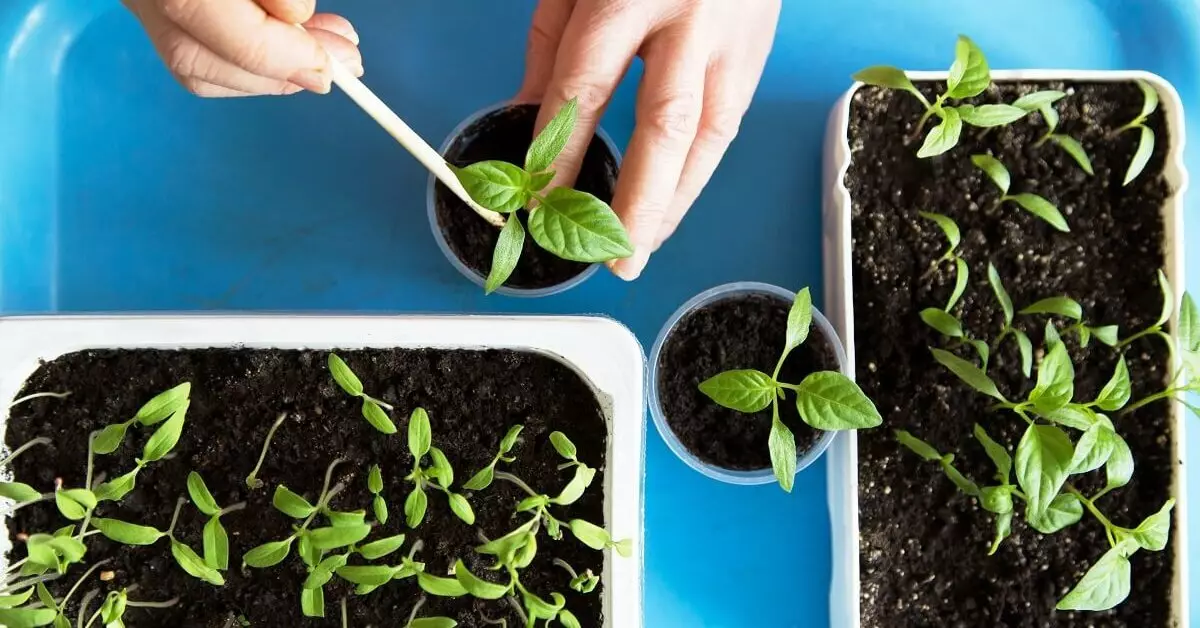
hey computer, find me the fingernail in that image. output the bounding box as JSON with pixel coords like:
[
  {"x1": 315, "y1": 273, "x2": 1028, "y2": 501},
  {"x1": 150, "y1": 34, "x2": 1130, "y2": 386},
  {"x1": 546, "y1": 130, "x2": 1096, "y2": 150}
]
[
  {"x1": 345, "y1": 27, "x2": 361, "y2": 45},
  {"x1": 610, "y1": 249, "x2": 649, "y2": 281},
  {"x1": 289, "y1": 68, "x2": 330, "y2": 94}
]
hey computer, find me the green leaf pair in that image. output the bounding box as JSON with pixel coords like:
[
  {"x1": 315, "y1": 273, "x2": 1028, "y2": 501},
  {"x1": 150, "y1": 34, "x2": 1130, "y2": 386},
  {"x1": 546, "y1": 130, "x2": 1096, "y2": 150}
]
[
  {"x1": 972, "y1": 154, "x2": 1069, "y2": 232},
  {"x1": 404, "y1": 408, "x2": 474, "y2": 528},
  {"x1": 1014, "y1": 91, "x2": 1095, "y2": 175},
  {"x1": 368, "y1": 464, "x2": 388, "y2": 525},
  {"x1": 698, "y1": 288, "x2": 882, "y2": 492},
  {"x1": 449, "y1": 98, "x2": 633, "y2": 293},
  {"x1": 462, "y1": 424, "x2": 523, "y2": 491},
  {"x1": 1113, "y1": 80, "x2": 1159, "y2": 186},
  {"x1": 328, "y1": 353, "x2": 397, "y2": 434},
  {"x1": 918, "y1": 211, "x2": 969, "y2": 312},
  {"x1": 92, "y1": 382, "x2": 192, "y2": 455}
]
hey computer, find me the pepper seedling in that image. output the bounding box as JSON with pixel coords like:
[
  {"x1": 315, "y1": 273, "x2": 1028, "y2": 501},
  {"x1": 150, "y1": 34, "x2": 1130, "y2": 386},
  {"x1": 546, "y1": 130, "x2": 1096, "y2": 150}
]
[
  {"x1": 1011, "y1": 90, "x2": 1094, "y2": 175},
  {"x1": 403, "y1": 596, "x2": 457, "y2": 628},
  {"x1": 83, "y1": 587, "x2": 179, "y2": 628},
  {"x1": 328, "y1": 353, "x2": 397, "y2": 434},
  {"x1": 246, "y1": 412, "x2": 288, "y2": 490},
  {"x1": 93, "y1": 384, "x2": 193, "y2": 503},
  {"x1": 852, "y1": 35, "x2": 1028, "y2": 157},
  {"x1": 1116, "y1": 271, "x2": 1200, "y2": 415},
  {"x1": 403, "y1": 408, "x2": 475, "y2": 528},
  {"x1": 463, "y1": 425, "x2": 523, "y2": 491},
  {"x1": 187, "y1": 471, "x2": 246, "y2": 571},
  {"x1": 0, "y1": 559, "x2": 109, "y2": 628},
  {"x1": 971, "y1": 154, "x2": 1069, "y2": 232},
  {"x1": 553, "y1": 558, "x2": 598, "y2": 594},
  {"x1": 1112, "y1": 79, "x2": 1159, "y2": 186},
  {"x1": 368, "y1": 464, "x2": 388, "y2": 525},
  {"x1": 0, "y1": 437, "x2": 52, "y2": 510},
  {"x1": 698, "y1": 288, "x2": 882, "y2": 491},
  {"x1": 93, "y1": 497, "x2": 226, "y2": 587},
  {"x1": 91, "y1": 382, "x2": 191, "y2": 456},
  {"x1": 448, "y1": 97, "x2": 634, "y2": 293}
]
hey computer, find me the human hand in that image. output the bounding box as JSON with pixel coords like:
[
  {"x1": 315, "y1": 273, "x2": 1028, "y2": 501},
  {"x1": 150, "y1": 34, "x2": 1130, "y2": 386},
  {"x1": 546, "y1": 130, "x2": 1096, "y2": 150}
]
[
  {"x1": 515, "y1": 0, "x2": 781, "y2": 280},
  {"x1": 124, "y1": 0, "x2": 363, "y2": 97}
]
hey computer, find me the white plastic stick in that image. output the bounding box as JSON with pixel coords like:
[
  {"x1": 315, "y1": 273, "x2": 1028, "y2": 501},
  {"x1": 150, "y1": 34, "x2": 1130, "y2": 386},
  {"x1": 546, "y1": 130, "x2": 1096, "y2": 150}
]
[{"x1": 323, "y1": 55, "x2": 505, "y2": 228}]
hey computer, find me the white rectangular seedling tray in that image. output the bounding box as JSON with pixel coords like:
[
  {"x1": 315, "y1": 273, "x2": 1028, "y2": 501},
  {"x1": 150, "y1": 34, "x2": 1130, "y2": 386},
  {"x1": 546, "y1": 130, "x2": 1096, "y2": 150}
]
[
  {"x1": 0, "y1": 313, "x2": 646, "y2": 628},
  {"x1": 822, "y1": 70, "x2": 1189, "y2": 628}
]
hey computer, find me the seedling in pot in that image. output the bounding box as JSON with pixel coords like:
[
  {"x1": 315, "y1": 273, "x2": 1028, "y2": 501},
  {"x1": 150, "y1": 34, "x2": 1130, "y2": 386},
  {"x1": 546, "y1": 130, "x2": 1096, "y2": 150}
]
[
  {"x1": 91, "y1": 382, "x2": 191, "y2": 456},
  {"x1": 1111, "y1": 79, "x2": 1159, "y2": 185},
  {"x1": 698, "y1": 288, "x2": 883, "y2": 491},
  {"x1": 402, "y1": 408, "x2": 474, "y2": 528},
  {"x1": 187, "y1": 471, "x2": 246, "y2": 572},
  {"x1": 553, "y1": 558, "x2": 599, "y2": 594},
  {"x1": 448, "y1": 97, "x2": 634, "y2": 293},
  {"x1": 463, "y1": 425, "x2": 523, "y2": 491},
  {"x1": 328, "y1": 353, "x2": 397, "y2": 434},
  {"x1": 1012, "y1": 90, "x2": 1094, "y2": 175},
  {"x1": 403, "y1": 596, "x2": 457, "y2": 628},
  {"x1": 971, "y1": 154, "x2": 1068, "y2": 232},
  {"x1": 852, "y1": 35, "x2": 1028, "y2": 157},
  {"x1": 245, "y1": 412, "x2": 288, "y2": 490}
]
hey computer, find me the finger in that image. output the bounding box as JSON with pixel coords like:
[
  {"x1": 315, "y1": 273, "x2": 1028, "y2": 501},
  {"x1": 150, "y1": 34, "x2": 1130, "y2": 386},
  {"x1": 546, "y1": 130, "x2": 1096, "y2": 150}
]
[
  {"x1": 534, "y1": 0, "x2": 649, "y2": 188},
  {"x1": 304, "y1": 13, "x2": 359, "y2": 45},
  {"x1": 130, "y1": 0, "x2": 304, "y2": 95},
  {"x1": 514, "y1": 0, "x2": 575, "y2": 103},
  {"x1": 308, "y1": 28, "x2": 363, "y2": 76},
  {"x1": 608, "y1": 30, "x2": 707, "y2": 280},
  {"x1": 256, "y1": 0, "x2": 316, "y2": 26},
  {"x1": 653, "y1": 56, "x2": 753, "y2": 250},
  {"x1": 158, "y1": 0, "x2": 332, "y2": 93}
]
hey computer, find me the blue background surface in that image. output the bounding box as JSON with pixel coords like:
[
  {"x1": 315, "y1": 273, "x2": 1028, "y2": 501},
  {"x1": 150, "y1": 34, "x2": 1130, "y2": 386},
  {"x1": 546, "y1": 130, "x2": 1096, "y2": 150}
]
[{"x1": 1, "y1": 1, "x2": 1198, "y2": 626}]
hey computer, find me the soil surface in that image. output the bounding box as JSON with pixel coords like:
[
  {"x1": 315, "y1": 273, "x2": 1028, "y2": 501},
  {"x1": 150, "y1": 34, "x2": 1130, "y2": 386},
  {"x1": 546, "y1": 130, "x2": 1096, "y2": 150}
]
[
  {"x1": 657, "y1": 292, "x2": 838, "y2": 470},
  {"x1": 434, "y1": 103, "x2": 620, "y2": 290},
  {"x1": 5, "y1": 348, "x2": 608, "y2": 627},
  {"x1": 847, "y1": 81, "x2": 1176, "y2": 627}
]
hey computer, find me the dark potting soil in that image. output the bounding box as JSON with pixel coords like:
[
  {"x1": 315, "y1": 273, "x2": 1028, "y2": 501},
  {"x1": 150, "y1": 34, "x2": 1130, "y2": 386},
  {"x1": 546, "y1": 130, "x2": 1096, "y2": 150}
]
[
  {"x1": 5, "y1": 348, "x2": 608, "y2": 627},
  {"x1": 433, "y1": 103, "x2": 620, "y2": 290},
  {"x1": 847, "y1": 81, "x2": 1176, "y2": 627},
  {"x1": 657, "y1": 293, "x2": 837, "y2": 470}
]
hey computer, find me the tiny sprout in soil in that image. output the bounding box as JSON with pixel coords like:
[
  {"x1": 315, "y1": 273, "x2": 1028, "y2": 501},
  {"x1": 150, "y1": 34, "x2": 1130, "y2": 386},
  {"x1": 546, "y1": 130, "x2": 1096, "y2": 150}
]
[
  {"x1": 1113, "y1": 79, "x2": 1160, "y2": 186},
  {"x1": 328, "y1": 352, "x2": 397, "y2": 434},
  {"x1": 972, "y1": 154, "x2": 1069, "y2": 232},
  {"x1": 698, "y1": 288, "x2": 882, "y2": 491},
  {"x1": 1018, "y1": 91, "x2": 1095, "y2": 175},
  {"x1": 403, "y1": 408, "x2": 475, "y2": 527},
  {"x1": 449, "y1": 97, "x2": 634, "y2": 293},
  {"x1": 246, "y1": 412, "x2": 288, "y2": 490}
]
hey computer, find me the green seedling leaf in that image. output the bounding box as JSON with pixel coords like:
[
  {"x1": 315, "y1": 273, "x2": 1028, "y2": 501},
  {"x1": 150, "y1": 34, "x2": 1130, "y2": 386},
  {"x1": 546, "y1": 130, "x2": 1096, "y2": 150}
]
[
  {"x1": 1131, "y1": 498, "x2": 1175, "y2": 551},
  {"x1": 968, "y1": 339, "x2": 990, "y2": 371},
  {"x1": 523, "y1": 591, "x2": 566, "y2": 621},
  {"x1": 171, "y1": 539, "x2": 224, "y2": 586},
  {"x1": 1057, "y1": 545, "x2": 1131, "y2": 611},
  {"x1": 920, "y1": 308, "x2": 963, "y2": 338},
  {"x1": 558, "y1": 610, "x2": 583, "y2": 628},
  {"x1": 974, "y1": 424, "x2": 1012, "y2": 481},
  {"x1": 142, "y1": 400, "x2": 189, "y2": 462},
  {"x1": 1012, "y1": 329, "x2": 1034, "y2": 378},
  {"x1": 1044, "y1": 405, "x2": 1108, "y2": 432},
  {"x1": 1069, "y1": 423, "x2": 1118, "y2": 475},
  {"x1": 980, "y1": 486, "x2": 1014, "y2": 514},
  {"x1": 795, "y1": 371, "x2": 883, "y2": 430},
  {"x1": 1095, "y1": 357, "x2": 1131, "y2": 412},
  {"x1": 958, "y1": 104, "x2": 1027, "y2": 127},
  {"x1": 615, "y1": 538, "x2": 633, "y2": 558},
  {"x1": 768, "y1": 416, "x2": 798, "y2": 493},
  {"x1": 517, "y1": 495, "x2": 549, "y2": 512},
  {"x1": 552, "y1": 465, "x2": 596, "y2": 506},
  {"x1": 1123, "y1": 126, "x2": 1155, "y2": 186},
  {"x1": 417, "y1": 572, "x2": 468, "y2": 598},
  {"x1": 463, "y1": 466, "x2": 494, "y2": 492},
  {"x1": 243, "y1": 538, "x2": 294, "y2": 568},
  {"x1": 409, "y1": 408, "x2": 432, "y2": 459},
  {"x1": 328, "y1": 510, "x2": 366, "y2": 528},
  {"x1": 1136, "y1": 79, "x2": 1160, "y2": 119},
  {"x1": 0, "y1": 587, "x2": 34, "y2": 608},
  {"x1": 1103, "y1": 434, "x2": 1135, "y2": 495},
  {"x1": 568, "y1": 519, "x2": 611, "y2": 551},
  {"x1": 896, "y1": 430, "x2": 941, "y2": 461},
  {"x1": 405, "y1": 486, "x2": 428, "y2": 528},
  {"x1": 135, "y1": 382, "x2": 191, "y2": 425},
  {"x1": 303, "y1": 554, "x2": 349, "y2": 590},
  {"x1": 203, "y1": 516, "x2": 229, "y2": 570},
  {"x1": 410, "y1": 619, "x2": 457, "y2": 628},
  {"x1": 485, "y1": 215, "x2": 525, "y2": 294},
  {"x1": 362, "y1": 401, "x2": 397, "y2": 434},
  {"x1": 1012, "y1": 90, "x2": 1066, "y2": 111},
  {"x1": 971, "y1": 154, "x2": 1010, "y2": 195},
  {"x1": 447, "y1": 493, "x2": 475, "y2": 525},
  {"x1": 454, "y1": 559, "x2": 508, "y2": 600},
  {"x1": 35, "y1": 583, "x2": 55, "y2": 612},
  {"x1": 1044, "y1": 321, "x2": 1062, "y2": 348},
  {"x1": 93, "y1": 421, "x2": 132, "y2": 455},
  {"x1": 550, "y1": 431, "x2": 577, "y2": 461},
  {"x1": 95, "y1": 468, "x2": 139, "y2": 502},
  {"x1": 1009, "y1": 193, "x2": 1069, "y2": 232},
  {"x1": 308, "y1": 524, "x2": 371, "y2": 551},
  {"x1": 100, "y1": 590, "x2": 126, "y2": 623},
  {"x1": 1040, "y1": 103, "x2": 1061, "y2": 132},
  {"x1": 1022, "y1": 297, "x2": 1083, "y2": 320},
  {"x1": 946, "y1": 35, "x2": 990, "y2": 98},
  {"x1": 698, "y1": 369, "x2": 777, "y2": 413},
  {"x1": 94, "y1": 518, "x2": 164, "y2": 546},
  {"x1": 427, "y1": 447, "x2": 454, "y2": 489},
  {"x1": 987, "y1": 263, "x2": 1013, "y2": 324},
  {"x1": 0, "y1": 482, "x2": 40, "y2": 503},
  {"x1": 1180, "y1": 293, "x2": 1200, "y2": 352},
  {"x1": 328, "y1": 353, "x2": 363, "y2": 396},
  {"x1": 1047, "y1": 134, "x2": 1094, "y2": 175},
  {"x1": 358, "y1": 534, "x2": 406, "y2": 561},
  {"x1": 1029, "y1": 493, "x2": 1084, "y2": 534},
  {"x1": 299, "y1": 537, "x2": 320, "y2": 569},
  {"x1": 452, "y1": 161, "x2": 531, "y2": 213},
  {"x1": 335, "y1": 565, "x2": 397, "y2": 586},
  {"x1": 1015, "y1": 424, "x2": 1074, "y2": 518},
  {"x1": 500, "y1": 424, "x2": 524, "y2": 454},
  {"x1": 514, "y1": 532, "x2": 539, "y2": 568},
  {"x1": 187, "y1": 472, "x2": 221, "y2": 516},
  {"x1": 273, "y1": 486, "x2": 315, "y2": 519},
  {"x1": 918, "y1": 211, "x2": 960, "y2": 256},
  {"x1": 784, "y1": 288, "x2": 814, "y2": 354},
  {"x1": 368, "y1": 465, "x2": 384, "y2": 494},
  {"x1": 939, "y1": 454, "x2": 980, "y2": 496},
  {"x1": 917, "y1": 107, "x2": 962, "y2": 158},
  {"x1": 525, "y1": 97, "x2": 578, "y2": 173},
  {"x1": 45, "y1": 536, "x2": 86, "y2": 564},
  {"x1": 852, "y1": 66, "x2": 919, "y2": 96},
  {"x1": 301, "y1": 586, "x2": 324, "y2": 618},
  {"x1": 931, "y1": 348, "x2": 1005, "y2": 401},
  {"x1": 1156, "y1": 269, "x2": 1174, "y2": 326},
  {"x1": 528, "y1": 187, "x2": 633, "y2": 262},
  {"x1": 948, "y1": 258, "x2": 969, "y2": 311},
  {"x1": 991, "y1": 511, "x2": 1012, "y2": 555},
  {"x1": 1091, "y1": 325, "x2": 1120, "y2": 347},
  {"x1": 533, "y1": 172, "x2": 555, "y2": 193},
  {"x1": 1030, "y1": 342, "x2": 1075, "y2": 414},
  {"x1": 55, "y1": 490, "x2": 89, "y2": 521}
]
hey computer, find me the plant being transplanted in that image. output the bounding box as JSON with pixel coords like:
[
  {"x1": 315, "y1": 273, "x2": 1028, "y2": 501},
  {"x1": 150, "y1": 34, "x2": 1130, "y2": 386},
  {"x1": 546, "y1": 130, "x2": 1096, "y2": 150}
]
[
  {"x1": 971, "y1": 154, "x2": 1069, "y2": 232},
  {"x1": 852, "y1": 35, "x2": 1030, "y2": 157},
  {"x1": 449, "y1": 97, "x2": 634, "y2": 293},
  {"x1": 1112, "y1": 79, "x2": 1160, "y2": 186},
  {"x1": 698, "y1": 288, "x2": 882, "y2": 491}
]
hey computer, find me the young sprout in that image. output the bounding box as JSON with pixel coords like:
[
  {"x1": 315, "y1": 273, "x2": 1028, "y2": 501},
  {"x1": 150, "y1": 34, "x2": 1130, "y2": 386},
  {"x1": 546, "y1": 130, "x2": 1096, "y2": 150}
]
[
  {"x1": 0, "y1": 437, "x2": 52, "y2": 509},
  {"x1": 449, "y1": 97, "x2": 634, "y2": 293},
  {"x1": 698, "y1": 288, "x2": 882, "y2": 491},
  {"x1": 986, "y1": 263, "x2": 1035, "y2": 377},
  {"x1": 94, "y1": 386, "x2": 193, "y2": 503},
  {"x1": 246, "y1": 412, "x2": 288, "y2": 490},
  {"x1": 553, "y1": 558, "x2": 599, "y2": 594},
  {"x1": 463, "y1": 425, "x2": 523, "y2": 491},
  {"x1": 852, "y1": 35, "x2": 1028, "y2": 157},
  {"x1": 971, "y1": 154, "x2": 1068, "y2": 232},
  {"x1": 187, "y1": 471, "x2": 246, "y2": 571},
  {"x1": 7, "y1": 391, "x2": 70, "y2": 409},
  {"x1": 1111, "y1": 79, "x2": 1159, "y2": 185},
  {"x1": 2, "y1": 559, "x2": 111, "y2": 628},
  {"x1": 917, "y1": 211, "x2": 968, "y2": 313},
  {"x1": 368, "y1": 464, "x2": 388, "y2": 525},
  {"x1": 93, "y1": 496, "x2": 225, "y2": 586},
  {"x1": 327, "y1": 353, "x2": 397, "y2": 434},
  {"x1": 84, "y1": 588, "x2": 179, "y2": 628},
  {"x1": 91, "y1": 383, "x2": 191, "y2": 455},
  {"x1": 1120, "y1": 271, "x2": 1200, "y2": 415},
  {"x1": 1020, "y1": 295, "x2": 1118, "y2": 349},
  {"x1": 332, "y1": 538, "x2": 466, "y2": 600},
  {"x1": 404, "y1": 596, "x2": 457, "y2": 628},
  {"x1": 1011, "y1": 91, "x2": 1094, "y2": 175},
  {"x1": 403, "y1": 408, "x2": 474, "y2": 528}
]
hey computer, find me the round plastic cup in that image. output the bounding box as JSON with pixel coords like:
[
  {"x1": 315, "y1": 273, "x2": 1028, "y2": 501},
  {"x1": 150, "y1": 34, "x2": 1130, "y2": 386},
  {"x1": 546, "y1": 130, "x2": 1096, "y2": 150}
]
[
  {"x1": 426, "y1": 100, "x2": 623, "y2": 298},
  {"x1": 648, "y1": 281, "x2": 848, "y2": 485}
]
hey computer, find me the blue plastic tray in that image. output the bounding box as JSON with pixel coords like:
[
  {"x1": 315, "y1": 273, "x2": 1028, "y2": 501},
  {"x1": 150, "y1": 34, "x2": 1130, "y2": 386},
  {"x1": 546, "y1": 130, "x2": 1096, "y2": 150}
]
[{"x1": 2, "y1": 1, "x2": 1198, "y2": 625}]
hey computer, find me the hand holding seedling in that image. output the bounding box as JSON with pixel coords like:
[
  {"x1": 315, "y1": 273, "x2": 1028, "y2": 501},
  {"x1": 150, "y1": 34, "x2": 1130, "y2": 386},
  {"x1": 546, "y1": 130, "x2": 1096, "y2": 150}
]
[{"x1": 513, "y1": 0, "x2": 783, "y2": 280}]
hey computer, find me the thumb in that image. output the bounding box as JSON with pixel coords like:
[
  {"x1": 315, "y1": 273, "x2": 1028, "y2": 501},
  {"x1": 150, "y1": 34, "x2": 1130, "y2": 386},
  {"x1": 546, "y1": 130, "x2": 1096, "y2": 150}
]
[{"x1": 514, "y1": 0, "x2": 574, "y2": 103}]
